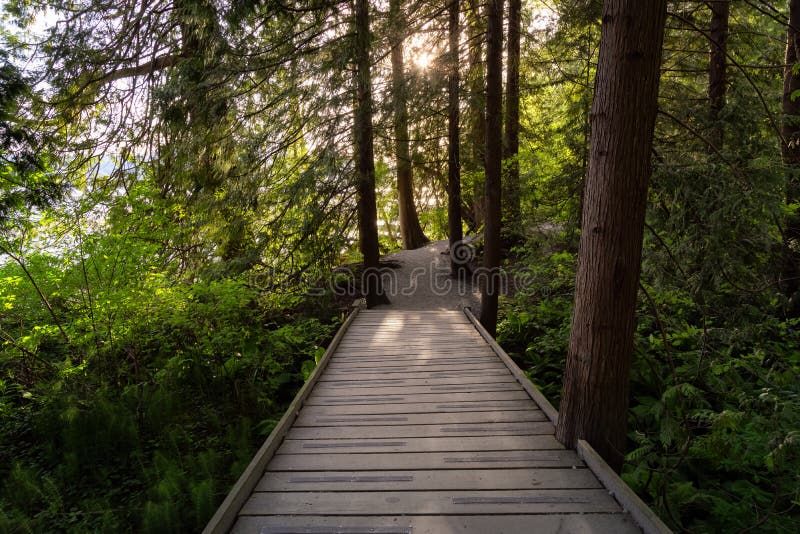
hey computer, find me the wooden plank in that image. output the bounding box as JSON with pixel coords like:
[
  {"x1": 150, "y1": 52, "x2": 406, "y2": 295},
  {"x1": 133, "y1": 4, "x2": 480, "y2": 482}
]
[
  {"x1": 577, "y1": 440, "x2": 672, "y2": 534},
  {"x1": 298, "y1": 399, "x2": 537, "y2": 415},
  {"x1": 463, "y1": 307, "x2": 560, "y2": 425},
  {"x1": 318, "y1": 368, "x2": 513, "y2": 381},
  {"x1": 326, "y1": 357, "x2": 501, "y2": 370},
  {"x1": 267, "y1": 450, "x2": 583, "y2": 471},
  {"x1": 312, "y1": 383, "x2": 521, "y2": 396},
  {"x1": 203, "y1": 305, "x2": 364, "y2": 534},
  {"x1": 314, "y1": 375, "x2": 517, "y2": 389},
  {"x1": 333, "y1": 351, "x2": 496, "y2": 360},
  {"x1": 304, "y1": 391, "x2": 529, "y2": 406},
  {"x1": 324, "y1": 362, "x2": 507, "y2": 375},
  {"x1": 256, "y1": 467, "x2": 602, "y2": 492},
  {"x1": 348, "y1": 322, "x2": 481, "y2": 326},
  {"x1": 277, "y1": 435, "x2": 563, "y2": 454},
  {"x1": 240, "y1": 489, "x2": 621, "y2": 516},
  {"x1": 334, "y1": 346, "x2": 489, "y2": 353},
  {"x1": 294, "y1": 409, "x2": 549, "y2": 427},
  {"x1": 341, "y1": 332, "x2": 484, "y2": 339},
  {"x1": 232, "y1": 513, "x2": 643, "y2": 534},
  {"x1": 286, "y1": 421, "x2": 555, "y2": 439},
  {"x1": 334, "y1": 342, "x2": 484, "y2": 350}
]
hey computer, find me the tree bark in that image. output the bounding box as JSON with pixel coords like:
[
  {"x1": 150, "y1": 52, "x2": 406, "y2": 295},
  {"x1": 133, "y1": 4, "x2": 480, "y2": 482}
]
[
  {"x1": 555, "y1": 0, "x2": 667, "y2": 473},
  {"x1": 390, "y1": 0, "x2": 429, "y2": 250},
  {"x1": 354, "y1": 0, "x2": 389, "y2": 307},
  {"x1": 448, "y1": 0, "x2": 467, "y2": 279},
  {"x1": 465, "y1": 0, "x2": 486, "y2": 231},
  {"x1": 479, "y1": 0, "x2": 504, "y2": 336},
  {"x1": 780, "y1": 0, "x2": 800, "y2": 315},
  {"x1": 503, "y1": 0, "x2": 522, "y2": 232},
  {"x1": 708, "y1": 0, "x2": 729, "y2": 151}
]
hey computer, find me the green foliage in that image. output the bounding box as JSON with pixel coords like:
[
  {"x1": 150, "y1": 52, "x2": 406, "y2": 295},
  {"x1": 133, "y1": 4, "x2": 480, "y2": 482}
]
[
  {"x1": 0, "y1": 243, "x2": 339, "y2": 531},
  {"x1": 498, "y1": 234, "x2": 577, "y2": 405},
  {"x1": 499, "y1": 244, "x2": 800, "y2": 531}
]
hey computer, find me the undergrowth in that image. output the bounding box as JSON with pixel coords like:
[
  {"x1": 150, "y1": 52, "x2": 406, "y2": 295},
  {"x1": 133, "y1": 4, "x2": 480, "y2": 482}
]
[
  {"x1": 0, "y1": 273, "x2": 339, "y2": 533},
  {"x1": 498, "y1": 232, "x2": 800, "y2": 533}
]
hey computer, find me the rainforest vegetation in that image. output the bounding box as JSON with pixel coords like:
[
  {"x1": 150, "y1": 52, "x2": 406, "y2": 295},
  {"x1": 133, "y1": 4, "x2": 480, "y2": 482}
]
[{"x1": 0, "y1": 0, "x2": 798, "y2": 532}]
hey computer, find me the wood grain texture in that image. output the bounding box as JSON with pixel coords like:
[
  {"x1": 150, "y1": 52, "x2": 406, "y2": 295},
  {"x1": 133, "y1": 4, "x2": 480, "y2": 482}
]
[
  {"x1": 267, "y1": 450, "x2": 583, "y2": 471},
  {"x1": 232, "y1": 514, "x2": 642, "y2": 534},
  {"x1": 240, "y1": 489, "x2": 621, "y2": 515},
  {"x1": 286, "y1": 421, "x2": 554, "y2": 439},
  {"x1": 256, "y1": 468, "x2": 601, "y2": 491}
]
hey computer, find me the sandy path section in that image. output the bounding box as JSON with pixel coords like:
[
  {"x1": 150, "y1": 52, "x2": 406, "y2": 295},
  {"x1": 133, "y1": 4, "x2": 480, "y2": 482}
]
[{"x1": 373, "y1": 239, "x2": 481, "y2": 311}]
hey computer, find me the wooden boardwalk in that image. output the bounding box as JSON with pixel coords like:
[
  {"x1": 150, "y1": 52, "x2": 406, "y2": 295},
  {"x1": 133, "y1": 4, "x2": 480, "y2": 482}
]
[{"x1": 206, "y1": 308, "x2": 670, "y2": 533}]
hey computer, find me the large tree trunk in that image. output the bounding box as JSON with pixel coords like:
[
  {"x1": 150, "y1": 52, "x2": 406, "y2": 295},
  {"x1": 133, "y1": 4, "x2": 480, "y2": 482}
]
[
  {"x1": 465, "y1": 0, "x2": 486, "y2": 231},
  {"x1": 503, "y1": 0, "x2": 521, "y2": 232},
  {"x1": 555, "y1": 0, "x2": 667, "y2": 473},
  {"x1": 390, "y1": 0, "x2": 429, "y2": 250},
  {"x1": 708, "y1": 0, "x2": 729, "y2": 151},
  {"x1": 780, "y1": 0, "x2": 800, "y2": 315},
  {"x1": 448, "y1": 0, "x2": 467, "y2": 278},
  {"x1": 479, "y1": 0, "x2": 504, "y2": 336},
  {"x1": 355, "y1": 0, "x2": 388, "y2": 308}
]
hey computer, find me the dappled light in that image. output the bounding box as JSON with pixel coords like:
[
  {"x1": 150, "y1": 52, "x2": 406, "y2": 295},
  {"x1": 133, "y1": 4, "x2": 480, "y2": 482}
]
[{"x1": 1, "y1": 0, "x2": 798, "y2": 532}]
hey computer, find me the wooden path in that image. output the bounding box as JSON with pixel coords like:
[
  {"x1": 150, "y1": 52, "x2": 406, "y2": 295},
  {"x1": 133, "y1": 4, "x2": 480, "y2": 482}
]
[{"x1": 206, "y1": 308, "x2": 671, "y2": 534}]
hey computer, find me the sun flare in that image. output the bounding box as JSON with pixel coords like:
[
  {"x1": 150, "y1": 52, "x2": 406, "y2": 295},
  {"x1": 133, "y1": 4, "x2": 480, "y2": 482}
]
[{"x1": 413, "y1": 51, "x2": 434, "y2": 70}]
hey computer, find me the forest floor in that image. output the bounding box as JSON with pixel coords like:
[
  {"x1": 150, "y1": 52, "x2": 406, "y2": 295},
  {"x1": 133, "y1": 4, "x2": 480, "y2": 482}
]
[{"x1": 375, "y1": 239, "x2": 482, "y2": 311}]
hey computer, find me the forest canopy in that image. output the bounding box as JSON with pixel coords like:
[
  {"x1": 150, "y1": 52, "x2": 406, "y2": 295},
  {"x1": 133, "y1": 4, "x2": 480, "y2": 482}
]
[{"x1": 1, "y1": 0, "x2": 799, "y2": 532}]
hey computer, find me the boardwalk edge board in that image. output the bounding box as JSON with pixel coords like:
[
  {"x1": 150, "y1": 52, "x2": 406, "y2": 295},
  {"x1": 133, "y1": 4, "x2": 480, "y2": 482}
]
[
  {"x1": 463, "y1": 306, "x2": 671, "y2": 534},
  {"x1": 577, "y1": 440, "x2": 673, "y2": 534},
  {"x1": 203, "y1": 302, "x2": 364, "y2": 534},
  {"x1": 462, "y1": 306, "x2": 559, "y2": 424}
]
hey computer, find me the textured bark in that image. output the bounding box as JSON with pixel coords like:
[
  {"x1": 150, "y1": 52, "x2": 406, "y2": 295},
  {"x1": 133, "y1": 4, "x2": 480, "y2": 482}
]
[
  {"x1": 708, "y1": 0, "x2": 729, "y2": 151},
  {"x1": 479, "y1": 0, "x2": 504, "y2": 336},
  {"x1": 448, "y1": 0, "x2": 467, "y2": 279},
  {"x1": 465, "y1": 0, "x2": 486, "y2": 230},
  {"x1": 555, "y1": 0, "x2": 667, "y2": 473},
  {"x1": 390, "y1": 0, "x2": 429, "y2": 250},
  {"x1": 355, "y1": 0, "x2": 389, "y2": 308},
  {"x1": 781, "y1": 0, "x2": 800, "y2": 314},
  {"x1": 502, "y1": 0, "x2": 521, "y2": 230}
]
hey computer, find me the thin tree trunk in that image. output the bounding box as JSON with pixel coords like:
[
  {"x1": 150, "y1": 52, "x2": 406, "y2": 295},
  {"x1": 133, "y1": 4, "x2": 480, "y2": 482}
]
[
  {"x1": 448, "y1": 0, "x2": 467, "y2": 278},
  {"x1": 479, "y1": 0, "x2": 504, "y2": 336},
  {"x1": 503, "y1": 0, "x2": 521, "y2": 232},
  {"x1": 555, "y1": 0, "x2": 667, "y2": 473},
  {"x1": 708, "y1": 0, "x2": 729, "y2": 151},
  {"x1": 465, "y1": 0, "x2": 486, "y2": 231},
  {"x1": 780, "y1": 0, "x2": 800, "y2": 315},
  {"x1": 390, "y1": 0, "x2": 429, "y2": 250},
  {"x1": 354, "y1": 0, "x2": 388, "y2": 307}
]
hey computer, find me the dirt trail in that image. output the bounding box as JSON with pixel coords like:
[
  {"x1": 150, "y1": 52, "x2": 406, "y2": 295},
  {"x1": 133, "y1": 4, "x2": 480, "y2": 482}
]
[{"x1": 373, "y1": 239, "x2": 481, "y2": 311}]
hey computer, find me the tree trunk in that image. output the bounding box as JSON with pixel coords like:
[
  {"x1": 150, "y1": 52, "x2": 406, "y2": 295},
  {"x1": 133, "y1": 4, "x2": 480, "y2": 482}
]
[
  {"x1": 708, "y1": 0, "x2": 729, "y2": 151},
  {"x1": 555, "y1": 0, "x2": 667, "y2": 473},
  {"x1": 390, "y1": 0, "x2": 429, "y2": 250},
  {"x1": 465, "y1": 0, "x2": 486, "y2": 231},
  {"x1": 355, "y1": 0, "x2": 389, "y2": 308},
  {"x1": 780, "y1": 0, "x2": 800, "y2": 315},
  {"x1": 448, "y1": 0, "x2": 467, "y2": 278},
  {"x1": 479, "y1": 0, "x2": 504, "y2": 336},
  {"x1": 503, "y1": 0, "x2": 521, "y2": 232}
]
